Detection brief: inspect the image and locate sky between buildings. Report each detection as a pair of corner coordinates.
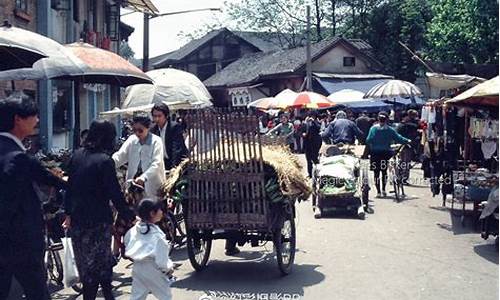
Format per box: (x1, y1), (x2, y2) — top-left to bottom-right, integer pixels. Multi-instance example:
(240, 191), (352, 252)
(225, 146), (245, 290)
(121, 0), (236, 59)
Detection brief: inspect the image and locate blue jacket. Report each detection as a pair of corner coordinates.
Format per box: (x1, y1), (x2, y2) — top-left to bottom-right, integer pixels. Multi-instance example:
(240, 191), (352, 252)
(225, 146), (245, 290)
(322, 119), (363, 144)
(366, 124), (411, 153)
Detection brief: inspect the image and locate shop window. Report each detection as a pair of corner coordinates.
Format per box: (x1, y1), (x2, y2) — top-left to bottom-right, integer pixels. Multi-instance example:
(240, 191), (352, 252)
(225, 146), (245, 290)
(52, 81), (72, 132)
(16, 0), (28, 12)
(343, 57), (356, 67)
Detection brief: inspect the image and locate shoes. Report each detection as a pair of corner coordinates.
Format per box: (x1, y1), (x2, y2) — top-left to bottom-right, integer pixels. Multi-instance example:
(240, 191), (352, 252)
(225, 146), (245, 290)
(376, 192), (382, 198)
(225, 246), (241, 256)
(382, 191), (387, 198)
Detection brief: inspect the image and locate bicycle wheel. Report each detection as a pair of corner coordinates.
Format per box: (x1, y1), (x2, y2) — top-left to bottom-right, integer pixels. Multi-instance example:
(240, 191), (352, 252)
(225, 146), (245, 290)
(45, 248), (63, 284)
(187, 230), (212, 272)
(174, 203), (187, 245)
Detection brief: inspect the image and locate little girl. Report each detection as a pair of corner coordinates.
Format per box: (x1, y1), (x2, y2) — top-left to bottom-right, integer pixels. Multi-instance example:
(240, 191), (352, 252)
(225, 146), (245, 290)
(124, 198), (174, 300)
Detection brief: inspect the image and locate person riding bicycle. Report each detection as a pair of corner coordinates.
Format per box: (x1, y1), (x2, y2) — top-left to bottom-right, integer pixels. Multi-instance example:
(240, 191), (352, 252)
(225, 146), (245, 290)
(321, 110), (363, 145)
(366, 112), (411, 198)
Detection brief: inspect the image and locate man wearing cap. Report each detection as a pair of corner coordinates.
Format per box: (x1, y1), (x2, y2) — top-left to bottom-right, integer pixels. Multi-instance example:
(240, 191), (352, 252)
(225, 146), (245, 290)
(366, 112), (411, 198)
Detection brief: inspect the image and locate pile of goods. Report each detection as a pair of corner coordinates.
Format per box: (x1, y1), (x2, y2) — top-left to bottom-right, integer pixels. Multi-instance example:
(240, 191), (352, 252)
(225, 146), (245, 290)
(162, 144), (312, 205)
(315, 154), (360, 197)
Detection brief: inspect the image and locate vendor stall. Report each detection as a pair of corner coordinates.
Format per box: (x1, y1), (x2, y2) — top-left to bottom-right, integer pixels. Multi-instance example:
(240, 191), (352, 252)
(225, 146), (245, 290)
(439, 76), (499, 225)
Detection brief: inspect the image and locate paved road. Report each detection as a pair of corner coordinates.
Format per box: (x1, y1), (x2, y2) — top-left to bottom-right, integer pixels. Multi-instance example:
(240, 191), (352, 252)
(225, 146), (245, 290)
(9, 159), (499, 300)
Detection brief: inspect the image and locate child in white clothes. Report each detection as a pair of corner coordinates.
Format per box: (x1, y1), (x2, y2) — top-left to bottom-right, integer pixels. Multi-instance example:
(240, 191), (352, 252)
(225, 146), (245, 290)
(124, 198), (174, 300)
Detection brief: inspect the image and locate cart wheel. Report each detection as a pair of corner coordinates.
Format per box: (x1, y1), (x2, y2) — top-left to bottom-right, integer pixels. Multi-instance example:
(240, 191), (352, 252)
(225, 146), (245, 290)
(187, 230), (212, 272)
(274, 214), (296, 275)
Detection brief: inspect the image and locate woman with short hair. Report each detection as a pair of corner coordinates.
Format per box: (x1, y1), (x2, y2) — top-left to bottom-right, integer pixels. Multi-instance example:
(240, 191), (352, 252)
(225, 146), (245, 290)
(112, 114), (166, 199)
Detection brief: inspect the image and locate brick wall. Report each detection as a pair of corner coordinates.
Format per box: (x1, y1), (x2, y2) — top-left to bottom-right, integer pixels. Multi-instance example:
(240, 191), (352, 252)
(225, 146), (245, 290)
(0, 0), (38, 98)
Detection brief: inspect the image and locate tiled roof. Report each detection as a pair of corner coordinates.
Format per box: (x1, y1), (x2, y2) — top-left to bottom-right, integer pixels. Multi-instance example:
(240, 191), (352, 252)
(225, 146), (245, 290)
(204, 37), (381, 88)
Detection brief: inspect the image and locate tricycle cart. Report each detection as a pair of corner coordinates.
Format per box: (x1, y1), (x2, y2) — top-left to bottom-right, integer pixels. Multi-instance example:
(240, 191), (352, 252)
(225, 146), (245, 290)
(177, 109), (297, 275)
(312, 144), (370, 219)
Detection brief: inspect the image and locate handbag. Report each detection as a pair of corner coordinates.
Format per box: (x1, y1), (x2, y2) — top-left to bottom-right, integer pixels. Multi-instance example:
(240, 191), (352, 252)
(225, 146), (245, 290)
(61, 232), (80, 288)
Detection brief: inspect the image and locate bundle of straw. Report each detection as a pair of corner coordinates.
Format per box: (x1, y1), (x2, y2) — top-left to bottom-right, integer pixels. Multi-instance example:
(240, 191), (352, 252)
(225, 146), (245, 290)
(161, 143), (311, 201)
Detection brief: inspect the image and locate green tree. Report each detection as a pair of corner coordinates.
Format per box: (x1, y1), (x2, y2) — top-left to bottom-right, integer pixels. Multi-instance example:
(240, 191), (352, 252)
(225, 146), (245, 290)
(360, 0), (431, 81)
(119, 41), (135, 61)
(425, 0), (499, 64)
(225, 0), (328, 47)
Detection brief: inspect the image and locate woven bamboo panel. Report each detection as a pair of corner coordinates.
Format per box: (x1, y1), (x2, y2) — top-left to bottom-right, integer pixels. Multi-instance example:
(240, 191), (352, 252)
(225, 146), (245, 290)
(184, 109), (269, 230)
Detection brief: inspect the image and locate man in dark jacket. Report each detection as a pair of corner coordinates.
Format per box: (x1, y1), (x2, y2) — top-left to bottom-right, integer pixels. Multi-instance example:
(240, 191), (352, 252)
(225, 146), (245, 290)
(303, 111), (322, 177)
(150, 103), (189, 170)
(355, 111), (373, 145)
(0, 97), (66, 300)
(322, 110), (363, 145)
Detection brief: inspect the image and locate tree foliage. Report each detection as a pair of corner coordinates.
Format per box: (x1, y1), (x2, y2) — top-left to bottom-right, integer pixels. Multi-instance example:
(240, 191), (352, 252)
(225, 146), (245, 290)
(362, 0), (431, 81)
(177, 0), (498, 80)
(425, 0), (499, 64)
(119, 41), (135, 61)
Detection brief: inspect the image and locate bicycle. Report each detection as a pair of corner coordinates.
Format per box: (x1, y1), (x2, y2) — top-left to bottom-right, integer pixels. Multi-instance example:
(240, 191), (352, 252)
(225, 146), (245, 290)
(42, 198), (64, 286)
(388, 144), (412, 202)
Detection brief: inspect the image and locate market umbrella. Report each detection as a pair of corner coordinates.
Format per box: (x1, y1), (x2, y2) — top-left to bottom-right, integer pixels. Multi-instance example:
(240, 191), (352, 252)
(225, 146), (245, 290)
(118, 68), (212, 112)
(0, 21), (47, 71)
(58, 42), (153, 146)
(247, 89), (298, 110)
(247, 96), (276, 110)
(445, 76), (499, 107)
(0, 29), (85, 81)
(363, 79), (423, 101)
(54, 42), (152, 86)
(274, 91), (335, 109)
(328, 89), (366, 102)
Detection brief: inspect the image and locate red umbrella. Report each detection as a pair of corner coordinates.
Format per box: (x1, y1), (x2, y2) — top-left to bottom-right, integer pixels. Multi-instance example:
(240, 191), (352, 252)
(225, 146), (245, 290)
(274, 91), (335, 109)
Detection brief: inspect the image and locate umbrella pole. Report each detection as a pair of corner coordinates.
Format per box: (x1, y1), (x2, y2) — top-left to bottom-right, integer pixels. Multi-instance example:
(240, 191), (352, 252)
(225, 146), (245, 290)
(10, 80), (15, 91)
(73, 81), (80, 148)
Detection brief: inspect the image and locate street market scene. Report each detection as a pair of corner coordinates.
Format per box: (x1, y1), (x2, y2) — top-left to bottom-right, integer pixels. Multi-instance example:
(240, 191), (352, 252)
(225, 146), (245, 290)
(0, 0), (498, 300)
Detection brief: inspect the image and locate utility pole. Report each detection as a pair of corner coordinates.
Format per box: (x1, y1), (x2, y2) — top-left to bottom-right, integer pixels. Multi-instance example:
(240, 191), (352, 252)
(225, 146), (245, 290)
(306, 5), (312, 91)
(141, 8), (222, 72)
(142, 13), (150, 71)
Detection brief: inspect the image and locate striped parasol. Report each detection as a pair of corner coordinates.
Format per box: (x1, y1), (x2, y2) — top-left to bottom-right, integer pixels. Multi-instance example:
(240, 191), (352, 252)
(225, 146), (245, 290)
(364, 79), (422, 99)
(274, 91), (335, 109)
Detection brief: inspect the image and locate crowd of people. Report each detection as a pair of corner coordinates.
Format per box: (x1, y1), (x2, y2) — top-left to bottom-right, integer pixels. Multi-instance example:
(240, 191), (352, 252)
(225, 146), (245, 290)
(0, 95), (422, 299)
(0, 98), (186, 300)
(262, 108), (420, 197)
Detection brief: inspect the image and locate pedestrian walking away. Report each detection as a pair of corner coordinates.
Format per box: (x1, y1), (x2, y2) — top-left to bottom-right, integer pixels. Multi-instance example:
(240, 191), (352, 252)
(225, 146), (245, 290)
(366, 112), (411, 198)
(64, 120), (136, 300)
(0, 97), (66, 300)
(355, 111), (374, 145)
(125, 198), (174, 300)
(321, 110), (363, 145)
(303, 111), (322, 178)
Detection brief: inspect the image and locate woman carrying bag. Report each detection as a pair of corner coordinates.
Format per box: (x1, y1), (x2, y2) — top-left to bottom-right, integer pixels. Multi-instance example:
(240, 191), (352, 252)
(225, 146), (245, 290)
(63, 120), (135, 300)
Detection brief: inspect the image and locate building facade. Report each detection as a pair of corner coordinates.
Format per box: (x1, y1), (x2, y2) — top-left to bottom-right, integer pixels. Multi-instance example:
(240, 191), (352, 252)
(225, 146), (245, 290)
(0, 0), (129, 151)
